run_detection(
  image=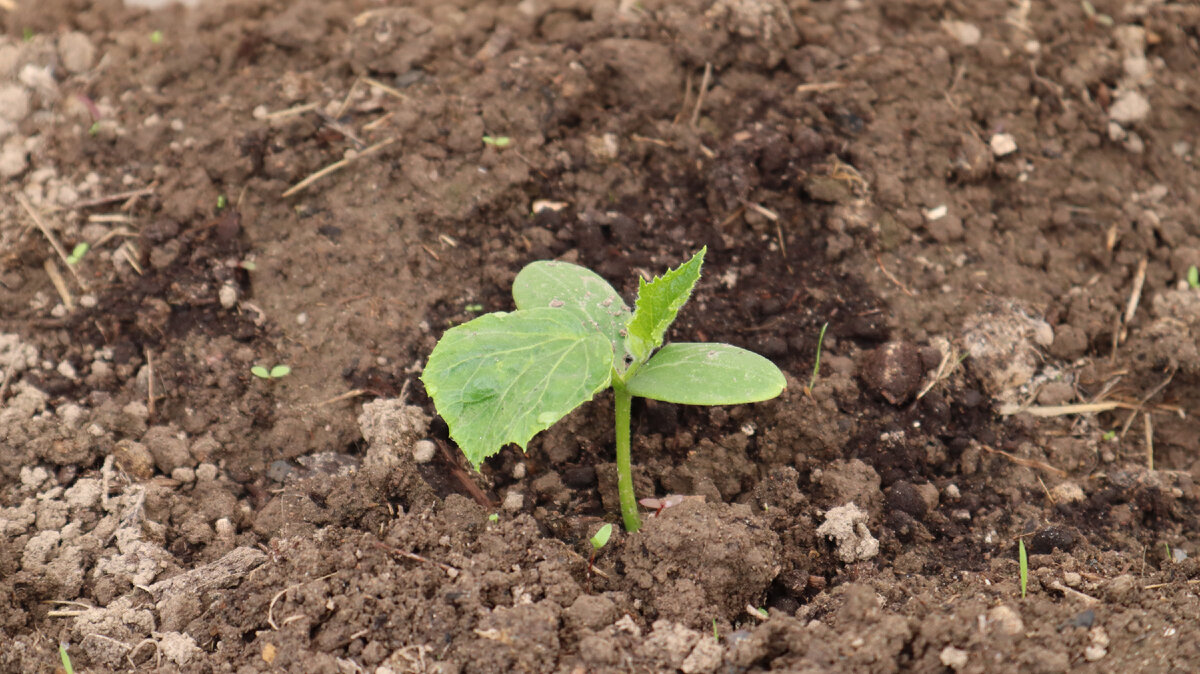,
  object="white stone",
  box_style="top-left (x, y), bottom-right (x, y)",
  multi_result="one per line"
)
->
top-left (218, 283), bottom-right (238, 309)
top-left (502, 490), bottom-right (524, 512)
top-left (0, 84), bottom-right (30, 123)
top-left (939, 646), bottom-right (969, 669)
top-left (986, 605), bottom-right (1024, 635)
top-left (817, 503), bottom-right (879, 562)
top-left (990, 133), bottom-right (1017, 157)
top-left (1050, 481), bottom-right (1085, 503)
top-left (1108, 90), bottom-right (1150, 124)
top-left (941, 20), bottom-right (981, 46)
top-left (412, 439), bottom-right (436, 464)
